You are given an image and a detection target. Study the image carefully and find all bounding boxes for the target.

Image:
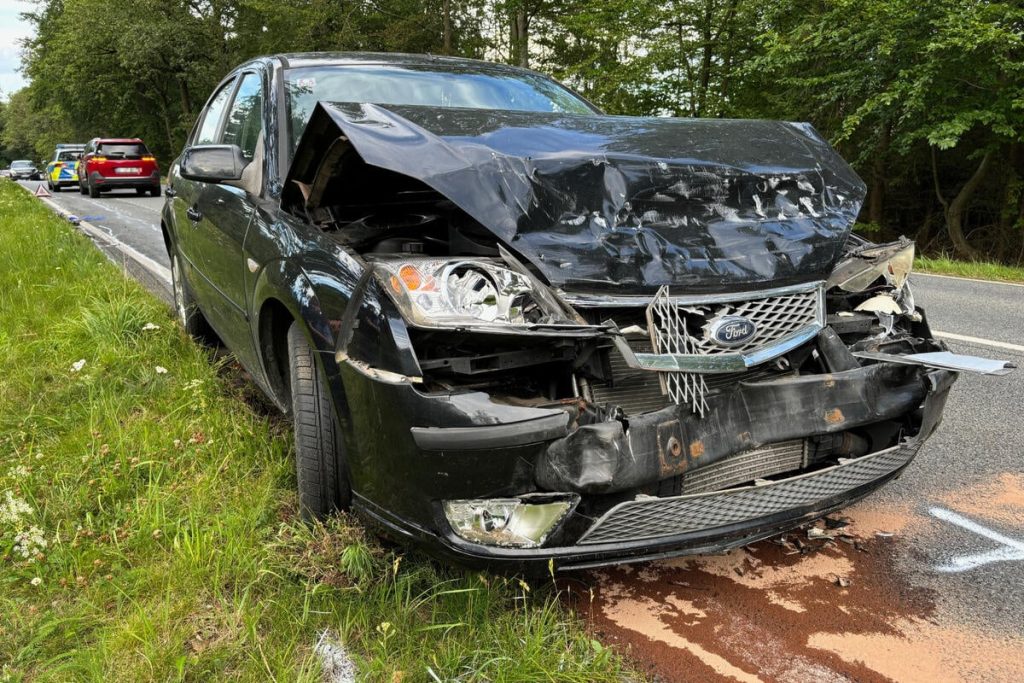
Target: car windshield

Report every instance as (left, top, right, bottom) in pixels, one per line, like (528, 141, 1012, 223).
(284, 64, 595, 154)
(12, 161, 32, 168)
(98, 143, 149, 159)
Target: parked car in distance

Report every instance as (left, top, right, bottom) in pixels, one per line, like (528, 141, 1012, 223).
(45, 144, 86, 192)
(9, 160, 41, 180)
(163, 52, 1011, 573)
(79, 138, 160, 197)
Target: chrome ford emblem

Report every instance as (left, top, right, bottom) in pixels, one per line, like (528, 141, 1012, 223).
(708, 316, 757, 347)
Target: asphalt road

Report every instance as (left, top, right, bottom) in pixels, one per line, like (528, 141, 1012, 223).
(20, 179, 1024, 681)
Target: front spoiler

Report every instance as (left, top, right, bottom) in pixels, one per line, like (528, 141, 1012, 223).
(355, 444, 914, 572)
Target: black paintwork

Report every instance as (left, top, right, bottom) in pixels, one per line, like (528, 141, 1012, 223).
(162, 53, 934, 572)
(287, 101, 865, 294)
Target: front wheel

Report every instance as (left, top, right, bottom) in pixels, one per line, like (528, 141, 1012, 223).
(151, 185, 162, 197)
(52, 183, 61, 193)
(287, 322, 351, 520)
(87, 179, 100, 198)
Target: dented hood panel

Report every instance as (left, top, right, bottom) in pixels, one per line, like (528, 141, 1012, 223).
(289, 102, 867, 293)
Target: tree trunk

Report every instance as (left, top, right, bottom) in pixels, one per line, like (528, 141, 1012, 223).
(946, 150, 992, 261)
(510, 6, 530, 67)
(442, 0, 452, 54)
(868, 125, 890, 226)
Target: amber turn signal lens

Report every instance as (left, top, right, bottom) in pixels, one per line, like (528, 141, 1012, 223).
(398, 264, 422, 290)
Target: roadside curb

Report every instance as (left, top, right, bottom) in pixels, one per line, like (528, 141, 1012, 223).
(16, 181, 172, 285)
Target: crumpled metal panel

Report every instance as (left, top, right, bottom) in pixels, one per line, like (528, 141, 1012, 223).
(286, 102, 867, 294)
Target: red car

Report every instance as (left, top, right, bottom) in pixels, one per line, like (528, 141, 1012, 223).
(79, 137, 161, 197)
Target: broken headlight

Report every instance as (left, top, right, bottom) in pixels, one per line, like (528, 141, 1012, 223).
(827, 240, 915, 292)
(443, 497, 574, 548)
(374, 258, 565, 328)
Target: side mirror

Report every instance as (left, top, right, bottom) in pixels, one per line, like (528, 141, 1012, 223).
(180, 144, 248, 183)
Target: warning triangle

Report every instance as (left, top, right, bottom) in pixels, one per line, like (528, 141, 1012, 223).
(34, 184, 52, 197)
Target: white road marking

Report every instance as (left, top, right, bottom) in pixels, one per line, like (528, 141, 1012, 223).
(914, 271, 1024, 288)
(931, 331, 1024, 354)
(929, 507, 1024, 573)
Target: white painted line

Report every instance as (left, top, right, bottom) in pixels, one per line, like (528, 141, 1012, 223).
(929, 507, 1024, 573)
(914, 271, 1024, 288)
(21, 183, 172, 285)
(932, 331, 1024, 354)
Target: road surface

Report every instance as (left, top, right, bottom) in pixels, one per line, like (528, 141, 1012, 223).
(20, 179, 1024, 682)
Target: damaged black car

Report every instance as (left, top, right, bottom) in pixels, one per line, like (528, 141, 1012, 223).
(162, 53, 1013, 571)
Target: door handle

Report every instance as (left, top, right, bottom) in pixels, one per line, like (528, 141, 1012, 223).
(186, 206, 202, 222)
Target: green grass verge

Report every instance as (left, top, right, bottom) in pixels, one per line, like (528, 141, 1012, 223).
(0, 179, 624, 682)
(915, 256, 1024, 284)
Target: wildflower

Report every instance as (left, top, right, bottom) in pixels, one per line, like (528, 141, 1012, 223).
(142, 322, 160, 331)
(155, 366, 168, 374)
(0, 491, 33, 525)
(70, 359, 86, 372)
(30, 577, 42, 587)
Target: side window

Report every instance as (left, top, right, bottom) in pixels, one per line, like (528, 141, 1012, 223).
(194, 80, 235, 145)
(222, 72, 264, 160)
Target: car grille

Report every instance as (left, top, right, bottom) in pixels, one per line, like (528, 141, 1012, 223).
(646, 282, 824, 415)
(577, 441, 919, 545)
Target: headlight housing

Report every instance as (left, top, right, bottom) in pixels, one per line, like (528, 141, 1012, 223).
(374, 257, 567, 328)
(827, 240, 915, 292)
(443, 497, 575, 548)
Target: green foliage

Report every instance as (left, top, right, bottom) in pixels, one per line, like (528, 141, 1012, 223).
(0, 180, 625, 681)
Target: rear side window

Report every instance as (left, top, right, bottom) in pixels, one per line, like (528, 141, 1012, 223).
(97, 143, 149, 159)
(57, 150, 81, 161)
(195, 80, 235, 145)
(222, 72, 263, 160)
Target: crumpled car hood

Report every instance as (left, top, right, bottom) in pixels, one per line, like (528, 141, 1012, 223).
(287, 101, 866, 294)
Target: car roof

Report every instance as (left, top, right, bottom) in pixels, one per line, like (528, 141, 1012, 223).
(271, 51, 537, 76)
(93, 138, 145, 144)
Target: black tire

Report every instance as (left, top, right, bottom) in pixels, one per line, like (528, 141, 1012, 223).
(136, 188, 147, 196)
(52, 183, 61, 193)
(79, 180, 88, 194)
(287, 322, 351, 520)
(88, 179, 100, 198)
(151, 185, 162, 197)
(170, 250, 216, 343)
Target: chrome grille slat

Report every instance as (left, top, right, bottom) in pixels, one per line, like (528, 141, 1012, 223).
(645, 282, 824, 415)
(578, 442, 920, 545)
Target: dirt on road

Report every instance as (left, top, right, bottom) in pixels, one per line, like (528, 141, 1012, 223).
(563, 481, 1024, 682)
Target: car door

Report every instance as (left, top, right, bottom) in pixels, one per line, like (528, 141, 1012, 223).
(184, 70, 267, 364)
(169, 77, 235, 321)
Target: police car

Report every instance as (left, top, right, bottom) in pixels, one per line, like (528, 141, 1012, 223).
(45, 144, 86, 192)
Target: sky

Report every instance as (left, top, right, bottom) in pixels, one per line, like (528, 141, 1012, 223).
(0, 0, 33, 99)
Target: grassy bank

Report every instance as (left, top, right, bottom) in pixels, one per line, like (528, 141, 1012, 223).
(0, 179, 623, 681)
(915, 256, 1024, 284)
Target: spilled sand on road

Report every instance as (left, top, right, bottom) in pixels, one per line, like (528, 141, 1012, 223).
(571, 498, 1024, 682)
(938, 473, 1024, 529)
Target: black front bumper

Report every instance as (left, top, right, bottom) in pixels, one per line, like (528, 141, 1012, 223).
(339, 346, 955, 572)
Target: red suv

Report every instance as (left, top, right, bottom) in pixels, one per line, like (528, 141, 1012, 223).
(79, 138, 161, 197)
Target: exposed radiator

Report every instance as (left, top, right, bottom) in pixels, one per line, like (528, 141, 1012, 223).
(681, 440, 806, 494)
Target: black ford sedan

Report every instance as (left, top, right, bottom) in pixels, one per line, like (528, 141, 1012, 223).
(162, 52, 1011, 571)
